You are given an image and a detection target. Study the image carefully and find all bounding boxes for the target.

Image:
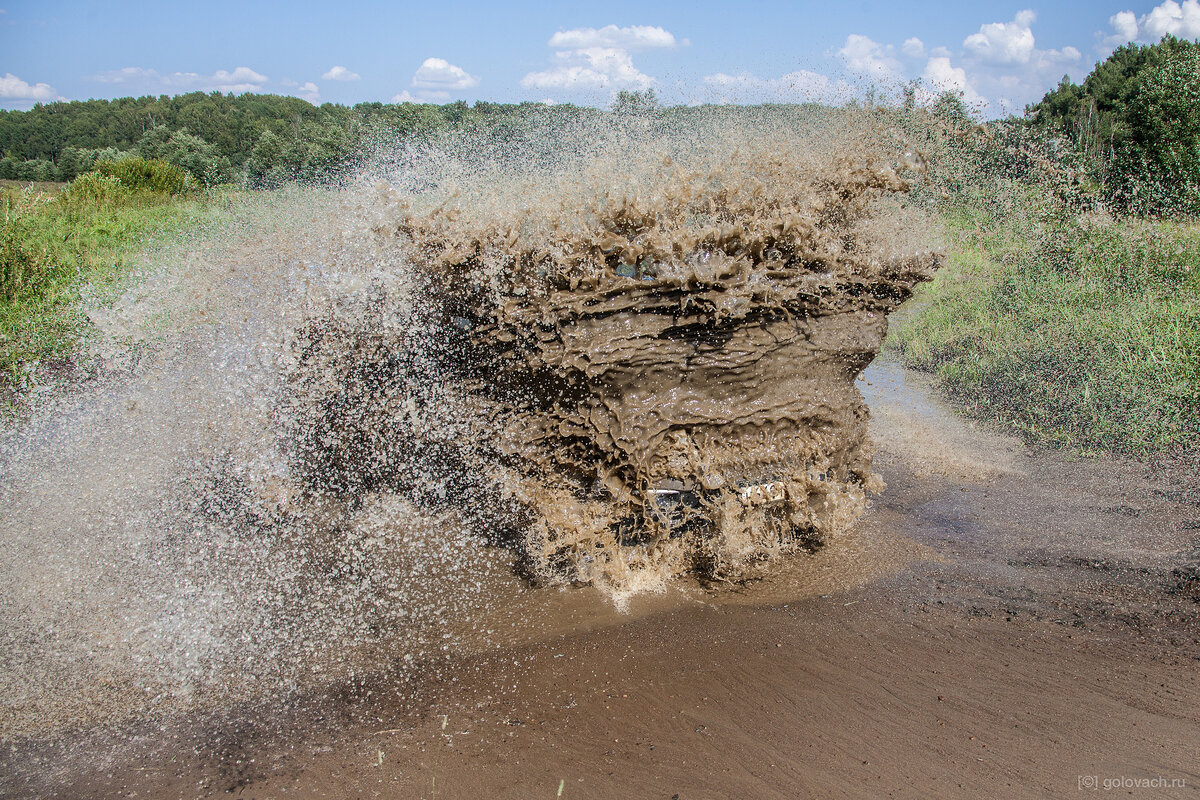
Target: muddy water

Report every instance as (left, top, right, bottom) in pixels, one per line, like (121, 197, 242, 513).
(4, 354, 1197, 799)
(286, 123, 939, 590)
(1, 115, 938, 749)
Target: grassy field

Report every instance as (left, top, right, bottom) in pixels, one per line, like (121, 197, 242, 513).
(0, 177, 226, 391)
(888, 197, 1200, 456)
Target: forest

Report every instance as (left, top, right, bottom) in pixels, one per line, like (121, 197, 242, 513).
(1, 35, 1196, 218)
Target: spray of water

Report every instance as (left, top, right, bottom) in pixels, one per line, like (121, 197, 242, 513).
(0, 107, 939, 745)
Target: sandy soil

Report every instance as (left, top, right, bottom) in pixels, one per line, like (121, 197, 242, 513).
(4, 360, 1198, 799)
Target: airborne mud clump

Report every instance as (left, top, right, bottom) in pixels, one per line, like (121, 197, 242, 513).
(282, 115, 940, 590)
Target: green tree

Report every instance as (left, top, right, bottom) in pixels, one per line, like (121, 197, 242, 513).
(135, 126, 232, 185)
(1028, 35, 1200, 215)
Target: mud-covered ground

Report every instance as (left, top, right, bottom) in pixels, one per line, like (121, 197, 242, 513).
(6, 358, 1197, 800)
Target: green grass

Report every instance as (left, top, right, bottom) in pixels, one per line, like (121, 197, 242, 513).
(0, 179, 226, 389)
(889, 200, 1200, 455)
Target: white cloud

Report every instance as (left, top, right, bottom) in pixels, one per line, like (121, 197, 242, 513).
(522, 47, 654, 91)
(390, 89, 448, 103)
(921, 56, 987, 108)
(411, 57, 478, 90)
(941, 10, 1086, 113)
(0, 72, 58, 101)
(90, 66, 151, 84)
(322, 65, 360, 81)
(88, 65, 268, 93)
(1142, 0, 1200, 38)
(209, 67, 268, 89)
(295, 81, 320, 103)
(547, 24, 677, 51)
(963, 9, 1037, 64)
(1099, 2, 1200, 52)
(1029, 45, 1081, 72)
(838, 34, 903, 82)
(522, 24, 680, 95)
(1109, 10, 1139, 41)
(814, 12, 1090, 119)
(703, 69, 853, 104)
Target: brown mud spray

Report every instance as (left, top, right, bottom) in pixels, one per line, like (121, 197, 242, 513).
(281, 110, 939, 591)
(0, 109, 939, 746)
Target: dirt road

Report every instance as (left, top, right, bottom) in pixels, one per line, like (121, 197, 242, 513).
(6, 360, 1198, 799)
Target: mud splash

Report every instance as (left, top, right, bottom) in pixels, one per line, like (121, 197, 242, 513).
(283, 118, 939, 589)
(0, 111, 941, 746)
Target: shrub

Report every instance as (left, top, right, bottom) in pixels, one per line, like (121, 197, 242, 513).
(0, 212, 56, 301)
(1028, 35, 1200, 217)
(92, 157, 192, 195)
(65, 171, 128, 204)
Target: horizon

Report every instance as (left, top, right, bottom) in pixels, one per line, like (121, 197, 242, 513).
(2, 1, 1199, 119)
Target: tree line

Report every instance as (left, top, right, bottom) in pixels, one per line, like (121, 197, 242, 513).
(1027, 34, 1200, 216)
(0, 94, 599, 186)
(2, 35, 1197, 217)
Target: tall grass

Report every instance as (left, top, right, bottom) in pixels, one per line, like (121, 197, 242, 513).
(0, 175, 214, 389)
(92, 157, 192, 195)
(889, 198, 1200, 455)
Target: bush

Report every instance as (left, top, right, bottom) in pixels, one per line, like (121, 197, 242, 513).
(92, 157, 192, 195)
(1028, 35, 1200, 217)
(65, 171, 128, 204)
(0, 211, 56, 301)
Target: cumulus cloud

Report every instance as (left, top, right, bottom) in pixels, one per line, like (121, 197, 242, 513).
(1030, 45, 1081, 71)
(89, 66, 268, 93)
(322, 65, 360, 81)
(942, 10, 1083, 113)
(522, 24, 679, 94)
(294, 81, 320, 103)
(902, 37, 926, 58)
(548, 24, 678, 50)
(1103, 0, 1200, 47)
(1110, 10, 1139, 41)
(0, 72, 59, 101)
(829, 9, 1091, 119)
(964, 9, 1037, 64)
(1143, 0, 1200, 37)
(522, 47, 654, 91)
(921, 56, 986, 108)
(838, 34, 903, 82)
(411, 57, 478, 90)
(702, 69, 853, 104)
(960, 10, 1080, 73)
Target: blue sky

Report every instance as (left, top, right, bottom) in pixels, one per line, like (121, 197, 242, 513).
(2, 1, 1199, 117)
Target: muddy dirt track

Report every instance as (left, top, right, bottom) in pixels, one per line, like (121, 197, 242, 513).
(5, 358, 1198, 800)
